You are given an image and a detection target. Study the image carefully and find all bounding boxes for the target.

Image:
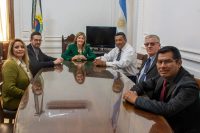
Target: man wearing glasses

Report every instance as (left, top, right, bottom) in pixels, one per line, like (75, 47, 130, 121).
(123, 46, 200, 132)
(137, 35, 160, 83)
(27, 31, 63, 77)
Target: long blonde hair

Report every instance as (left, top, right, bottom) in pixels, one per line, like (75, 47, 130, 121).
(7, 39, 29, 66)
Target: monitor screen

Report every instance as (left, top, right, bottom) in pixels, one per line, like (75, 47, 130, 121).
(86, 26, 116, 48)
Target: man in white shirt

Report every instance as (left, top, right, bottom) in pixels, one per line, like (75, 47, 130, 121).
(93, 32, 137, 78)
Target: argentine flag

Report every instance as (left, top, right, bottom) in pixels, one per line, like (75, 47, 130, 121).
(117, 0, 127, 33)
(32, 0, 43, 33)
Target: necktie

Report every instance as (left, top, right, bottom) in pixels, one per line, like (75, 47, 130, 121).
(139, 58, 151, 82)
(160, 79, 167, 101)
(116, 49, 122, 61)
(34, 49, 39, 61)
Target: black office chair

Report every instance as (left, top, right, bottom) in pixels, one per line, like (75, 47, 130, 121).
(0, 82, 16, 124)
(0, 107, 16, 123)
(0, 84, 15, 133)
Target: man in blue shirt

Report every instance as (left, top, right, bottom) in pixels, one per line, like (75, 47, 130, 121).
(137, 34, 160, 83)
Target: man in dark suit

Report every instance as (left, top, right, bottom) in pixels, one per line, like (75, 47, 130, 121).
(123, 46, 200, 132)
(137, 35, 160, 83)
(27, 32, 63, 77)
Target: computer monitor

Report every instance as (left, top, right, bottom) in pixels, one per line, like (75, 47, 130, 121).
(86, 26, 116, 48)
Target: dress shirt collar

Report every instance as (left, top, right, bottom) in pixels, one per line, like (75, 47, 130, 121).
(148, 55, 156, 66)
(31, 44, 39, 53)
(120, 43, 128, 52)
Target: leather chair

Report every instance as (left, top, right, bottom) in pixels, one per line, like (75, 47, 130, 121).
(0, 82, 2, 96)
(0, 123, 13, 133)
(0, 82, 16, 123)
(62, 34, 75, 53)
(195, 78, 200, 88)
(0, 107, 16, 123)
(136, 53, 148, 69)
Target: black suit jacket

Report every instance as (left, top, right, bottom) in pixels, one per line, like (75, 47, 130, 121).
(132, 67, 200, 132)
(27, 44, 56, 77)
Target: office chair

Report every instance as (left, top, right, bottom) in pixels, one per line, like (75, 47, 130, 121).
(62, 34, 75, 53)
(136, 53, 148, 69)
(195, 78, 200, 88)
(0, 82, 16, 124)
(0, 123, 13, 133)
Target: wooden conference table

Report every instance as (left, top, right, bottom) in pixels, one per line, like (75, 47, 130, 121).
(13, 61, 172, 133)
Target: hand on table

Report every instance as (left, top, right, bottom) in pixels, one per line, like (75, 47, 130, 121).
(123, 90, 138, 104)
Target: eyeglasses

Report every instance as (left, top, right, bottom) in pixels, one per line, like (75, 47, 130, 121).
(33, 39, 42, 42)
(157, 59, 177, 65)
(144, 42, 159, 47)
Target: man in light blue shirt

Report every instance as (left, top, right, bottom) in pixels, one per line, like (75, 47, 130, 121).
(137, 35, 161, 83)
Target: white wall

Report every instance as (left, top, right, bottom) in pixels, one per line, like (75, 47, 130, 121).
(134, 0, 200, 77)
(14, 0, 116, 56)
(14, 0, 200, 77)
